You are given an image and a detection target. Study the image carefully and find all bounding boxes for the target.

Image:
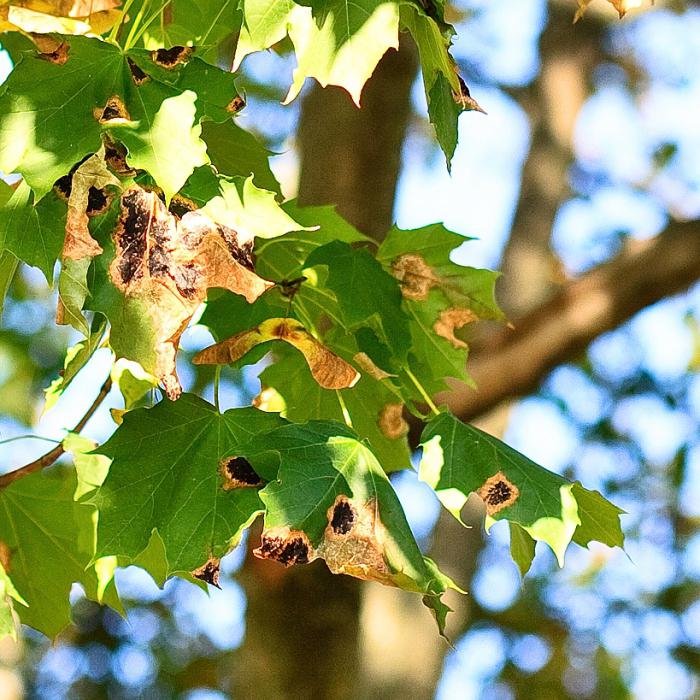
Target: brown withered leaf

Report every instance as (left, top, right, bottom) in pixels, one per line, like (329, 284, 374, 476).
(108, 186, 273, 398)
(352, 352, 396, 381)
(433, 307, 478, 349)
(62, 148, 120, 262)
(194, 318, 361, 390)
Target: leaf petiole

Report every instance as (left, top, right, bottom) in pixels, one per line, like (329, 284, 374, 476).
(405, 367, 440, 417)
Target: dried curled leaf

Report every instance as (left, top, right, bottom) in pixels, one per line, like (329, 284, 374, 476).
(194, 318, 361, 390)
(109, 186, 272, 398)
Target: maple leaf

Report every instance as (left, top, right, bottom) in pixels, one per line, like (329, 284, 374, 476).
(91, 185, 273, 398)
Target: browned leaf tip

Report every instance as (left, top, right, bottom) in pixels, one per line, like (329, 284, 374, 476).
(95, 95, 131, 124)
(254, 528, 312, 567)
(453, 76, 487, 114)
(219, 456, 265, 490)
(191, 558, 221, 587)
(476, 472, 519, 515)
(391, 253, 438, 300)
(378, 403, 409, 440)
(127, 57, 150, 86)
(433, 307, 478, 349)
(151, 45, 194, 69)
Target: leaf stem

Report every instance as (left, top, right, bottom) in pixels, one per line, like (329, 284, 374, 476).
(124, 0, 151, 51)
(0, 435, 61, 447)
(335, 390, 353, 428)
(109, 0, 135, 44)
(405, 367, 440, 417)
(214, 366, 221, 412)
(0, 375, 113, 489)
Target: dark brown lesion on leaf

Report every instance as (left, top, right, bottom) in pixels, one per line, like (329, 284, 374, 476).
(169, 194, 197, 219)
(330, 497, 356, 535)
(219, 456, 265, 490)
(191, 557, 221, 588)
(86, 186, 112, 216)
(96, 96, 131, 124)
(53, 173, 73, 200)
(127, 57, 150, 86)
(477, 471, 519, 515)
(114, 188, 152, 286)
(254, 529, 311, 567)
(37, 41, 70, 65)
(453, 75, 486, 114)
(226, 96, 246, 114)
(151, 46, 194, 68)
(104, 138, 134, 176)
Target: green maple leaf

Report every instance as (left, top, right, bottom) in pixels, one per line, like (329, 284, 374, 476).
(0, 468, 120, 637)
(419, 412, 625, 567)
(400, 5, 484, 167)
(0, 181, 66, 282)
(92, 394, 285, 574)
(240, 419, 460, 633)
(0, 563, 27, 641)
(235, 0, 399, 105)
(377, 223, 502, 392)
(306, 240, 411, 365)
(0, 35, 242, 202)
(201, 120, 281, 195)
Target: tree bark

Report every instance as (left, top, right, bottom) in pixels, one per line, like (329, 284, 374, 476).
(233, 40, 418, 700)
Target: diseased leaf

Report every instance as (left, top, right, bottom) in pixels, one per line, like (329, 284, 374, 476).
(92, 393, 285, 574)
(419, 412, 625, 566)
(0, 468, 120, 637)
(240, 419, 460, 633)
(194, 317, 361, 390)
(377, 223, 502, 392)
(90, 185, 272, 398)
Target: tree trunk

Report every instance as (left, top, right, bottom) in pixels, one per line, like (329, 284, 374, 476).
(233, 40, 418, 700)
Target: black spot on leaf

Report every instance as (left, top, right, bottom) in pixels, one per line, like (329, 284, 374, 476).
(476, 472, 519, 515)
(330, 499, 355, 535)
(86, 187, 110, 216)
(220, 456, 264, 489)
(54, 173, 73, 200)
(115, 189, 151, 285)
(226, 96, 246, 114)
(127, 57, 150, 85)
(191, 558, 220, 588)
(255, 533, 310, 567)
(485, 480, 512, 506)
(151, 46, 193, 68)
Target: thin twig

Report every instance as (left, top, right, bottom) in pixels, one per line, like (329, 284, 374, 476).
(0, 375, 113, 489)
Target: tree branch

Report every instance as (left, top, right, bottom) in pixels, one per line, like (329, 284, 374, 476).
(443, 222, 700, 421)
(0, 375, 113, 489)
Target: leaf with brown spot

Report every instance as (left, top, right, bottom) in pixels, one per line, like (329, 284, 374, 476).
(378, 403, 408, 440)
(220, 456, 265, 490)
(419, 411, 625, 568)
(191, 558, 221, 587)
(433, 307, 478, 349)
(377, 224, 503, 393)
(93, 185, 273, 397)
(194, 317, 360, 390)
(240, 420, 461, 634)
